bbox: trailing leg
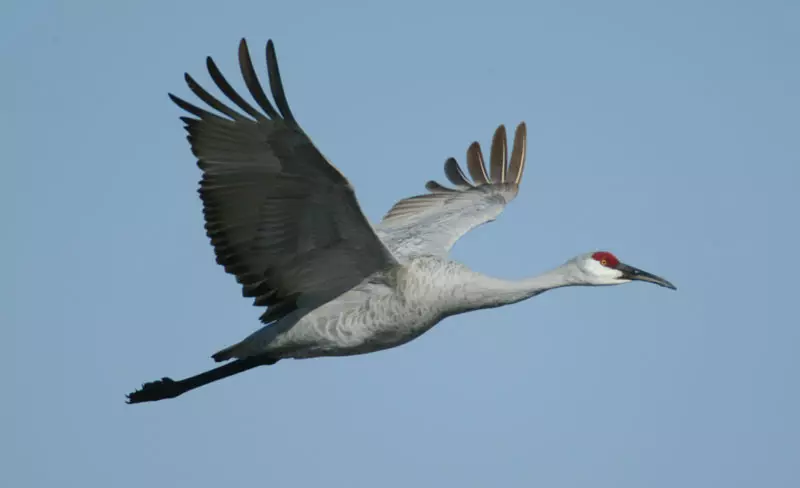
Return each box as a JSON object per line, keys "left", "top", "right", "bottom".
{"left": 126, "top": 354, "right": 278, "bottom": 404}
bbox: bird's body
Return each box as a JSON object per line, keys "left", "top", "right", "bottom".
{"left": 227, "top": 256, "right": 459, "bottom": 360}
{"left": 215, "top": 255, "right": 557, "bottom": 361}
{"left": 126, "top": 39, "right": 676, "bottom": 404}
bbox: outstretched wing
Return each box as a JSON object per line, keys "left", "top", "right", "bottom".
{"left": 376, "top": 123, "right": 527, "bottom": 257}
{"left": 171, "top": 39, "right": 396, "bottom": 324}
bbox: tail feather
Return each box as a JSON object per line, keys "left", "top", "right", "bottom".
{"left": 211, "top": 342, "right": 242, "bottom": 362}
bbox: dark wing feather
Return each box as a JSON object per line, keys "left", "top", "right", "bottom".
{"left": 444, "top": 157, "right": 473, "bottom": 189}
{"left": 508, "top": 122, "right": 527, "bottom": 184}
{"left": 173, "top": 39, "right": 395, "bottom": 323}
{"left": 466, "top": 142, "right": 490, "bottom": 184}
{"left": 489, "top": 125, "right": 507, "bottom": 183}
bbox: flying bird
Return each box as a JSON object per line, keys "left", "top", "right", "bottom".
{"left": 126, "top": 39, "right": 675, "bottom": 404}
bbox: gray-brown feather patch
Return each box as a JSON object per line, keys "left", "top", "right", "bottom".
{"left": 508, "top": 122, "right": 526, "bottom": 185}
{"left": 466, "top": 142, "right": 489, "bottom": 185}
{"left": 489, "top": 125, "right": 507, "bottom": 183}
{"left": 444, "top": 157, "right": 473, "bottom": 188}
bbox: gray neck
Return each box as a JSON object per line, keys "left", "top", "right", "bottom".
{"left": 455, "top": 265, "right": 580, "bottom": 312}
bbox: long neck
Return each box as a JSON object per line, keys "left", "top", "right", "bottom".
{"left": 454, "top": 265, "right": 580, "bottom": 313}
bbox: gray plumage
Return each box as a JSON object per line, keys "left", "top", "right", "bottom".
{"left": 126, "top": 39, "right": 676, "bottom": 404}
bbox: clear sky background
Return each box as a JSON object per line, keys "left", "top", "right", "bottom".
{"left": 4, "top": 0, "right": 798, "bottom": 486}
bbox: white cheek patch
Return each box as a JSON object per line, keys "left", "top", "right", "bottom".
{"left": 584, "top": 259, "right": 624, "bottom": 280}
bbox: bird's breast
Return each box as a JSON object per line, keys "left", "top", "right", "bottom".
{"left": 278, "top": 258, "right": 467, "bottom": 358}
{"left": 330, "top": 287, "right": 443, "bottom": 355}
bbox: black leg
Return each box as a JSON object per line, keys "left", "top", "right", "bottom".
{"left": 126, "top": 354, "right": 278, "bottom": 404}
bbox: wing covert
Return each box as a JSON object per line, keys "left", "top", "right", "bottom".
{"left": 377, "top": 123, "right": 527, "bottom": 257}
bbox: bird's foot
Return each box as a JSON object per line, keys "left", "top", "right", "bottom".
{"left": 126, "top": 377, "right": 185, "bottom": 404}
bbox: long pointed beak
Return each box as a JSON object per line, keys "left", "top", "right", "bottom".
{"left": 617, "top": 263, "right": 677, "bottom": 290}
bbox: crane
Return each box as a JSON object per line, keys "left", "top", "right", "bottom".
{"left": 126, "top": 39, "right": 676, "bottom": 404}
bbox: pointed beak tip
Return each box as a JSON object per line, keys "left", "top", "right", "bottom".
{"left": 619, "top": 263, "right": 676, "bottom": 291}
{"left": 648, "top": 277, "right": 676, "bottom": 291}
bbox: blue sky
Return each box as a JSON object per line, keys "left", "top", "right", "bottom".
{"left": 4, "top": 0, "right": 798, "bottom": 486}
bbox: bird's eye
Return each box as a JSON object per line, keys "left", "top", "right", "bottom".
{"left": 600, "top": 259, "right": 608, "bottom": 266}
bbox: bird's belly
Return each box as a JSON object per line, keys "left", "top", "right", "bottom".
{"left": 347, "top": 314, "right": 439, "bottom": 355}
{"left": 279, "top": 293, "right": 442, "bottom": 359}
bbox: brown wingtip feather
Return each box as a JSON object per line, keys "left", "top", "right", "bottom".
{"left": 489, "top": 125, "right": 507, "bottom": 184}
{"left": 465, "top": 142, "right": 489, "bottom": 185}
{"left": 426, "top": 122, "right": 527, "bottom": 193}
{"left": 508, "top": 122, "right": 527, "bottom": 185}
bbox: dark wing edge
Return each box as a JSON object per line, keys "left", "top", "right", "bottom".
{"left": 171, "top": 39, "right": 394, "bottom": 326}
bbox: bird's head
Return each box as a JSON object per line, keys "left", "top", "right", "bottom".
{"left": 573, "top": 251, "right": 676, "bottom": 290}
